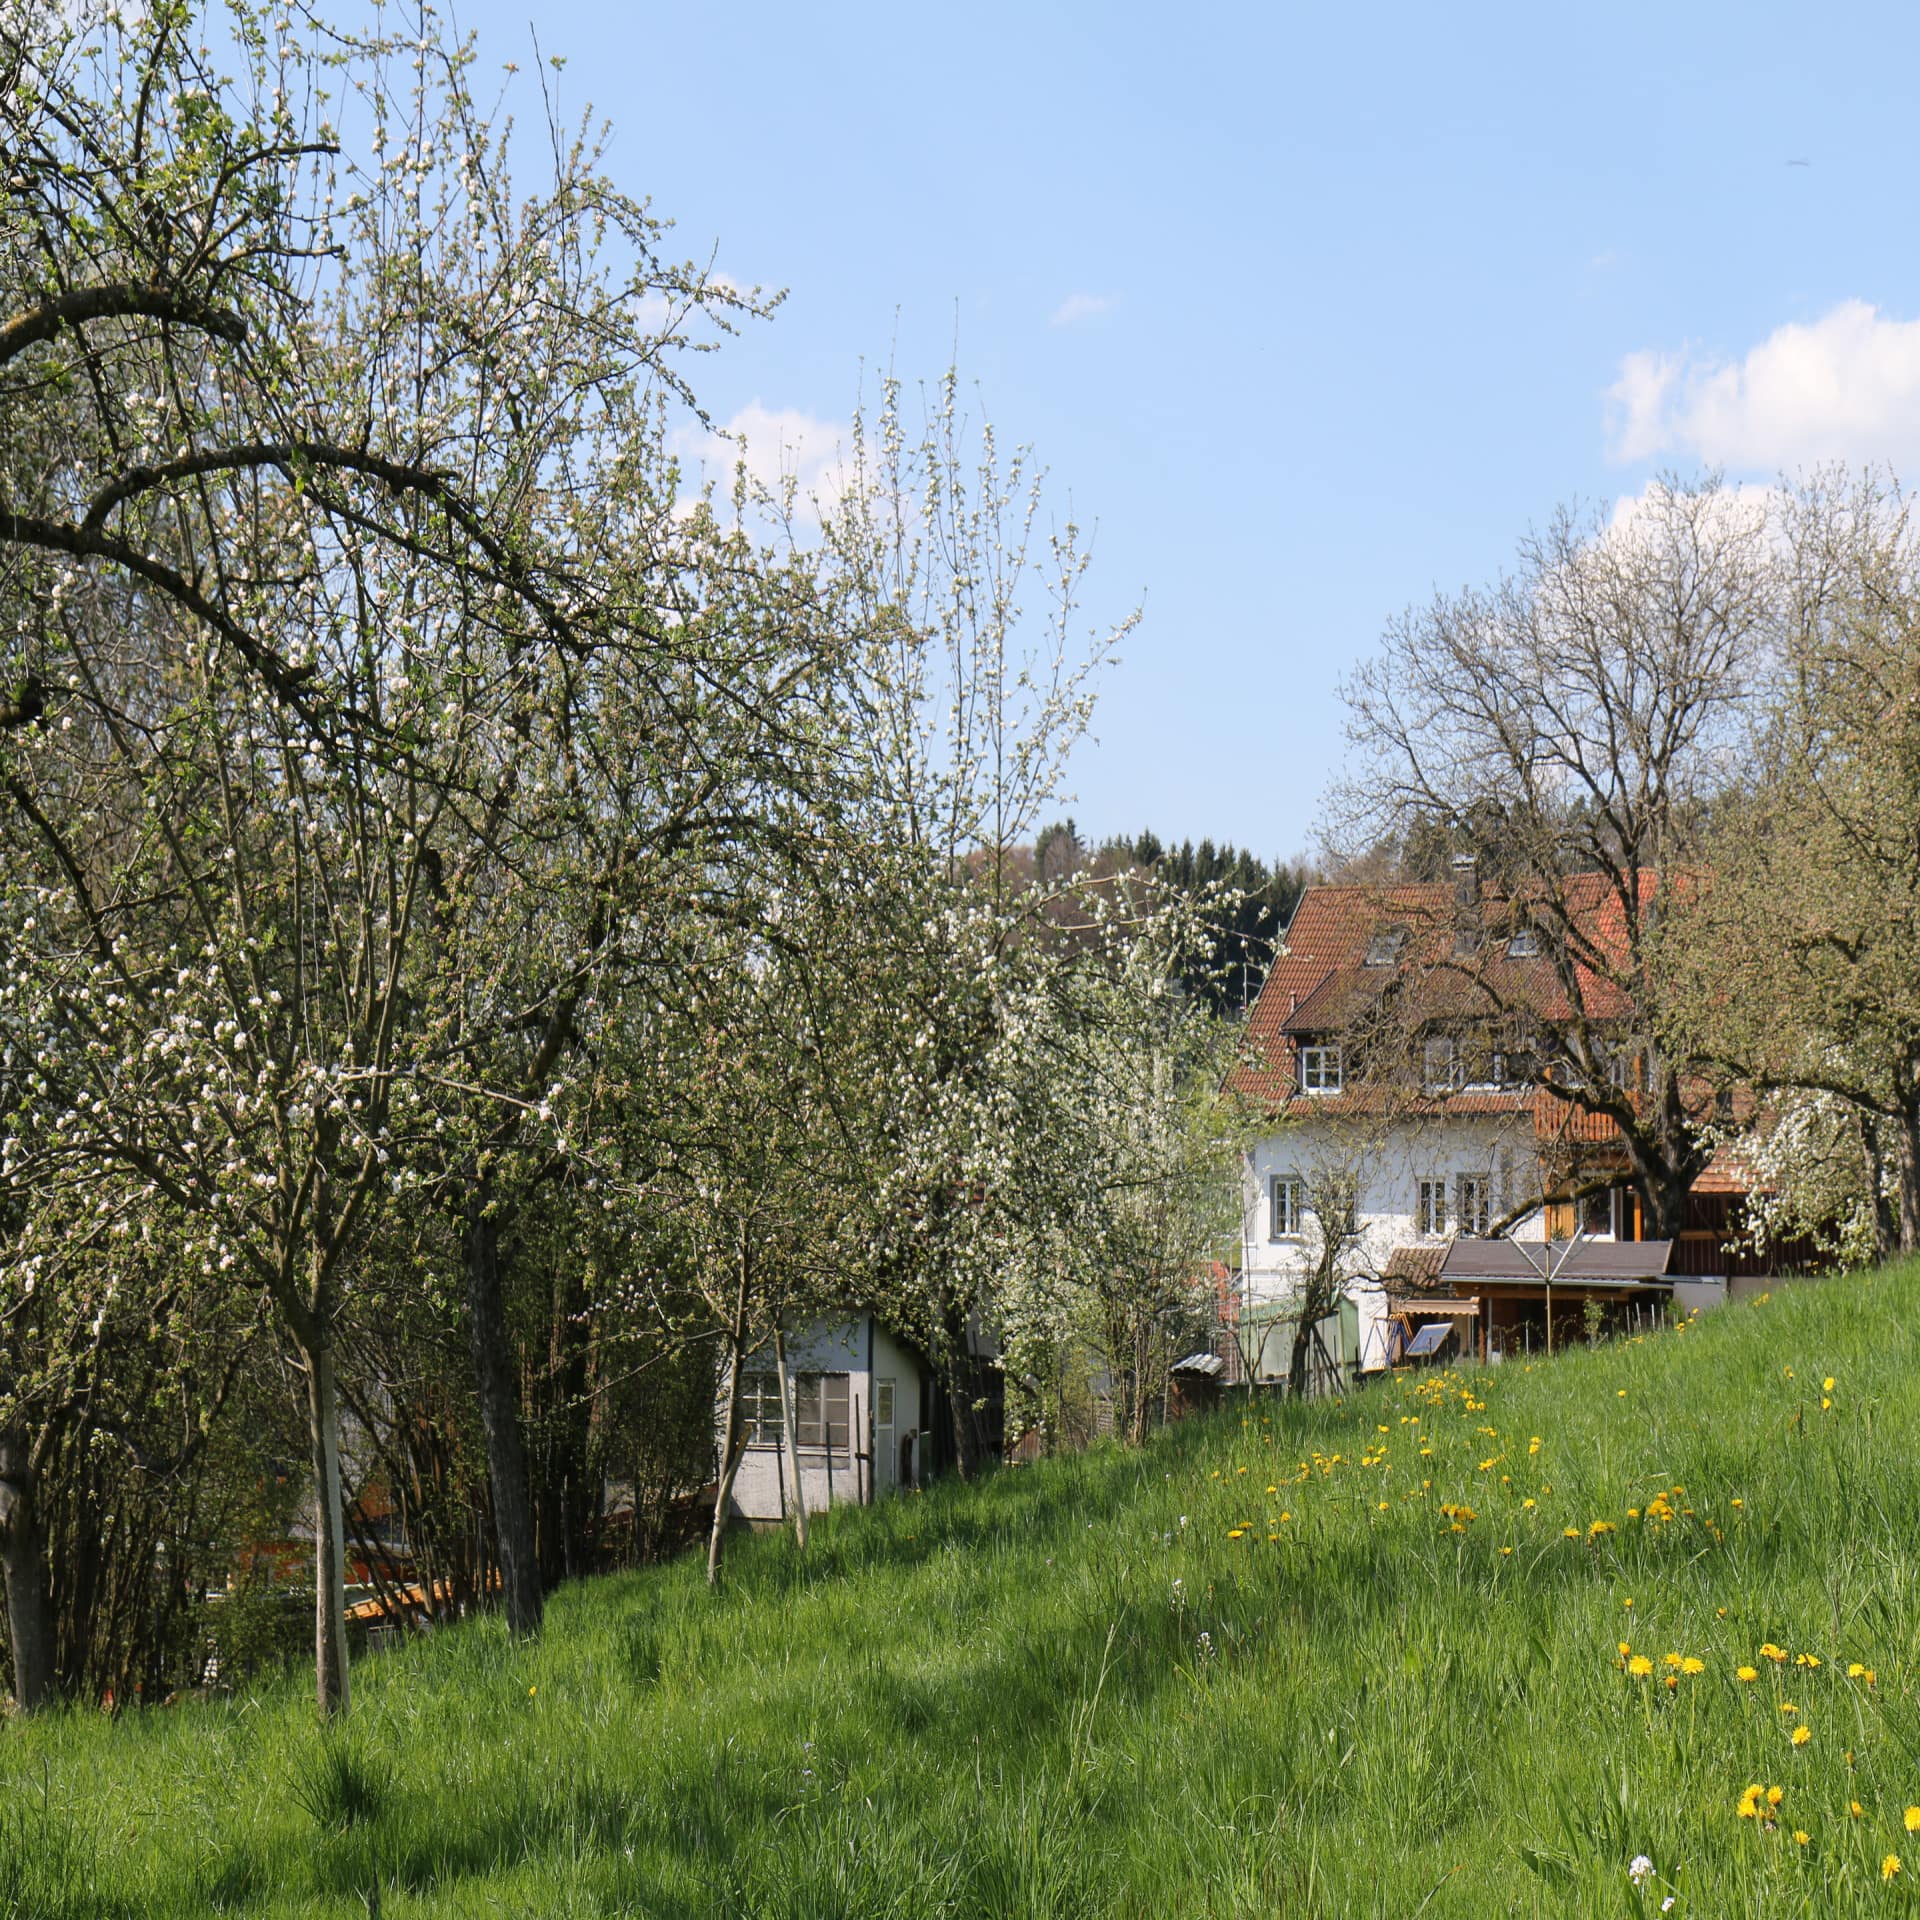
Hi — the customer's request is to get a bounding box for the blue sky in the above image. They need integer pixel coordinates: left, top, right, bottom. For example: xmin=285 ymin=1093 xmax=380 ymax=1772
xmin=442 ymin=0 xmax=1920 ymax=857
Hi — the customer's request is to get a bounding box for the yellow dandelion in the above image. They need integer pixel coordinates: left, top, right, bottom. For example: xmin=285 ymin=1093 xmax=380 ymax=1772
xmin=1737 ymin=1666 xmax=1759 ymax=1682
xmin=1768 ymin=1786 xmax=1785 ymax=1807
xmin=1590 ymin=1520 xmax=1617 ymax=1538
xmin=1849 ymin=1662 xmax=1868 ymax=1678
xmin=1761 ymin=1643 xmax=1788 ymax=1663
xmin=1627 ymin=1655 xmax=1654 ymax=1678
xmin=1792 ymin=1726 xmax=1812 ymax=1747
xmin=1781 ymin=1702 xmax=1799 ymax=1715
xmin=1663 ymin=1653 xmax=1684 ymax=1668
xmin=1681 ymin=1656 xmax=1705 ymax=1675
xmin=1824 ymin=1377 xmax=1835 ymax=1392
xmin=1619 ymin=1641 xmax=1633 ymax=1659
xmin=1852 ymin=1801 xmax=1865 ymax=1819
xmin=1886 ymin=1853 xmax=1903 ymax=1882
xmin=1737 ymin=1786 xmax=1762 ymax=1819
xmin=1227 ymin=1528 xmax=1245 ymax=1539
xmin=1794 ymin=1830 xmax=1810 ymax=1845
xmin=1906 ymin=1808 xmax=1920 ymax=1835
xmin=1563 ymin=1526 xmax=1581 ymax=1539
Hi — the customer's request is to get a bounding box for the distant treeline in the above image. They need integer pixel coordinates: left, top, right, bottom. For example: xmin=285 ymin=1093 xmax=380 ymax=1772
xmin=1030 ymin=820 xmax=1309 ymax=1014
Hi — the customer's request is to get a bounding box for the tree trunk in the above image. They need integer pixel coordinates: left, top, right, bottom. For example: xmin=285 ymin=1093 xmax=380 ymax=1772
xmin=303 ymin=1336 xmax=351 ymax=1718
xmin=0 ymin=1427 xmax=55 ymax=1713
xmin=706 ymin=1223 xmax=752 ymax=1588
xmin=1891 ymin=1090 xmax=1920 ymax=1257
xmin=464 ymin=1195 xmax=544 ymax=1638
xmin=1287 ymin=1319 xmax=1312 ymax=1400
xmin=773 ymin=1325 xmax=807 ymax=1554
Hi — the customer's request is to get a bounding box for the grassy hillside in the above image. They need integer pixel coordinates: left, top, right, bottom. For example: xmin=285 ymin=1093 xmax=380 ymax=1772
xmin=8 ymin=1266 xmax=1920 ymax=1918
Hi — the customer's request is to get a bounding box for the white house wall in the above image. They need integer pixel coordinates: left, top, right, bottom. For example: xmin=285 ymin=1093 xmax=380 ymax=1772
xmin=1241 ymin=1114 xmax=1552 ymax=1372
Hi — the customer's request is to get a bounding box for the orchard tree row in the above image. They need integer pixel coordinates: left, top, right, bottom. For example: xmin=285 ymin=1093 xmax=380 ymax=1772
xmin=0 ymin=1 xmax=1244 ymax=1718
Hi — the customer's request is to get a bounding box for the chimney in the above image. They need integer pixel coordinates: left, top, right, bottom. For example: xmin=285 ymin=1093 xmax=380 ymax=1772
xmin=1452 ymin=852 xmax=1480 ymax=953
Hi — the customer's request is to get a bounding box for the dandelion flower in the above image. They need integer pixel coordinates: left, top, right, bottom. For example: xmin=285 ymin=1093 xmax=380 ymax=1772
xmin=1627 ymin=1655 xmax=1654 ymax=1678
xmin=1768 ymin=1786 xmax=1784 ymax=1808
xmin=1590 ymin=1521 xmax=1617 ymax=1538
xmin=1761 ymin=1643 xmax=1788 ymax=1663
xmin=1794 ymin=1829 xmax=1810 ymax=1845
xmin=1564 ymin=1526 xmax=1581 ymax=1540
xmin=1906 ymin=1808 xmax=1920 ymax=1835
xmin=1792 ymin=1726 xmax=1812 ymax=1747
xmin=1781 ymin=1703 xmax=1799 ymax=1715
xmin=1737 ymin=1666 xmax=1759 ymax=1682
xmin=1886 ymin=1853 xmax=1903 ymax=1882
xmin=1681 ymin=1656 xmax=1705 ymax=1675
xmin=1824 ymin=1377 xmax=1835 ymax=1392
xmin=1849 ymin=1662 xmax=1868 ymax=1678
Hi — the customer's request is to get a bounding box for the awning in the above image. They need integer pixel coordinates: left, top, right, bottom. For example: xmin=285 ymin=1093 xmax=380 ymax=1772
xmin=1439 ymin=1238 xmax=1675 ymax=1286
xmin=1386 ymin=1296 xmax=1482 ymax=1317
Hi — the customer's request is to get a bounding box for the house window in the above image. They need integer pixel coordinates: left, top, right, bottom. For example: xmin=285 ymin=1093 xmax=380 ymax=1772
xmin=738 ymin=1374 xmax=784 ymax=1447
xmin=1582 ymin=1188 xmax=1615 ymax=1237
xmin=1269 ymin=1175 xmax=1303 ymax=1239
xmin=1416 ymin=1178 xmax=1448 ymax=1237
xmin=1364 ymin=928 xmax=1405 ymax=968
xmin=1300 ymin=1046 xmax=1342 ymax=1094
xmin=1457 ymin=1175 xmax=1490 ymax=1237
xmin=794 ymin=1373 xmax=851 ymax=1451
xmin=1423 ymin=1036 xmax=1462 ymax=1092
xmin=1507 ymin=928 xmax=1541 ymax=958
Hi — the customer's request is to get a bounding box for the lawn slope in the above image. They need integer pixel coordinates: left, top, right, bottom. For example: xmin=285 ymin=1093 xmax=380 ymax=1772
xmin=8 ymin=1265 xmax=1920 ymax=1918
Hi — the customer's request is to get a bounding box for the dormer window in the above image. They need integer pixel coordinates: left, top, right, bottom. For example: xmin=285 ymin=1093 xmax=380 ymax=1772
xmin=1299 ymin=1045 xmax=1342 ymax=1094
xmin=1364 ymin=928 xmax=1405 ymax=968
xmin=1507 ymin=928 xmax=1542 ymax=958
xmin=1423 ymin=1036 xmax=1463 ymax=1092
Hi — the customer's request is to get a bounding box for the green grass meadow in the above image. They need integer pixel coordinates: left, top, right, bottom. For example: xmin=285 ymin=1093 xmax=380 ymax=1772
xmin=9 ymin=1263 xmax=1920 ymax=1917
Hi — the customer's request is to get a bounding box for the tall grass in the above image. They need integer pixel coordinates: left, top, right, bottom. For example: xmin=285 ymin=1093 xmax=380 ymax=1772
xmin=6 ymin=1263 xmax=1920 ymax=1916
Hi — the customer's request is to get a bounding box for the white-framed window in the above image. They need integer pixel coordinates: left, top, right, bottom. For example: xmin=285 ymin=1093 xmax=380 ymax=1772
xmin=1507 ymin=928 xmax=1541 ymax=958
xmin=1269 ymin=1175 xmax=1303 ymax=1239
xmin=1423 ymin=1036 xmax=1462 ymax=1092
xmin=1457 ymin=1175 xmax=1490 ymax=1237
xmin=738 ymin=1373 xmax=785 ymax=1447
xmin=1416 ymin=1178 xmax=1448 ymax=1237
xmin=1299 ymin=1046 xmax=1342 ymax=1094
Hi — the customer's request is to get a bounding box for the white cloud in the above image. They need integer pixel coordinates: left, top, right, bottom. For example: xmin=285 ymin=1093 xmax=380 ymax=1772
xmin=672 ymin=402 xmax=856 ymax=526
xmin=1050 ymin=291 xmax=1116 ymax=329
xmin=1607 ymin=301 xmax=1920 ymax=474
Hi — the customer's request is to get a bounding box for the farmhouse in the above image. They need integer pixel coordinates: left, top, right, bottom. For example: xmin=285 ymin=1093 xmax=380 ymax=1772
xmin=1228 ymin=857 xmax=1790 ymax=1379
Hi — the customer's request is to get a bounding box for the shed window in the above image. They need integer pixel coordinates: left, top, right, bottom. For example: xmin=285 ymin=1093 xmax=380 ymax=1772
xmin=738 ymin=1374 xmax=784 ymax=1447
xmin=795 ymin=1373 xmax=852 ymax=1451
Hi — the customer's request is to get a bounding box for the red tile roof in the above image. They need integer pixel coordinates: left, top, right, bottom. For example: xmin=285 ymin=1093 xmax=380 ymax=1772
xmin=1228 ymin=874 xmax=1654 ymax=1115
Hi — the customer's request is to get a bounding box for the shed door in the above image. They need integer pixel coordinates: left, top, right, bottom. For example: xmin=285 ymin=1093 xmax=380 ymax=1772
xmin=875 ymin=1379 xmax=897 ymax=1491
